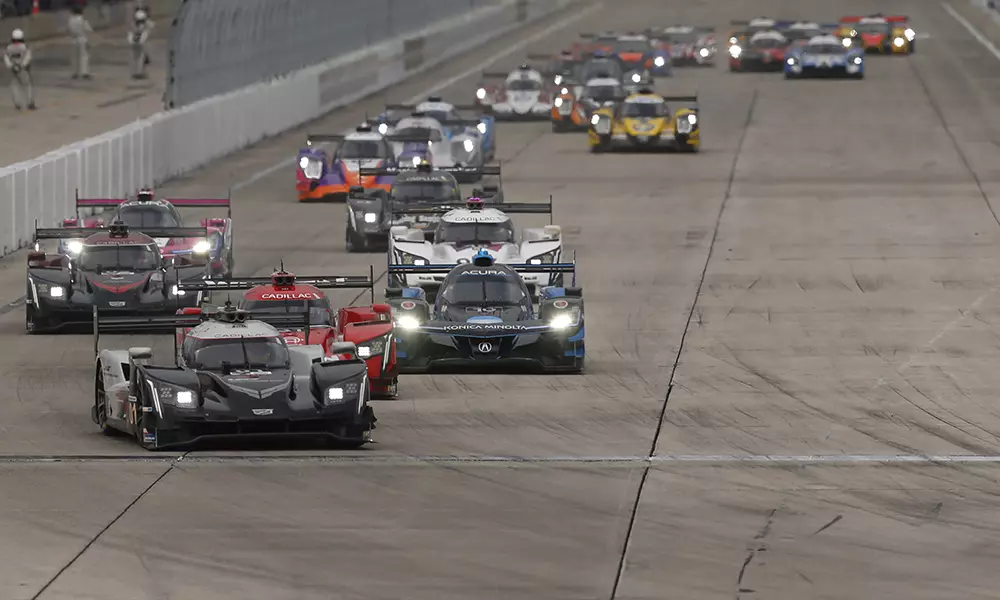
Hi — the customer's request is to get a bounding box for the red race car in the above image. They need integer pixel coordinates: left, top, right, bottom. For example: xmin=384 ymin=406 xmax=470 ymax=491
xmin=729 ymin=30 xmax=788 ymax=72
xmin=175 ymin=267 xmax=399 ymax=398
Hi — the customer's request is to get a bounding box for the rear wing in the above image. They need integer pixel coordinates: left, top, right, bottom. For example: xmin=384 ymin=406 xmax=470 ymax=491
xmin=389 ymin=257 xmax=577 ymax=286
xmin=664 ymin=95 xmax=699 ymax=110
xmin=35 ymin=225 xmax=209 ymax=241
xmin=390 ymin=199 xmax=551 ymax=217
xmin=359 ymin=165 xmax=502 ymax=178
xmin=175 ymin=266 xmax=376 ymax=303
xmin=75 ymin=189 xmax=231 ymax=216
xmin=306 ymin=134 xmax=348 ymax=145
xmin=74 ymin=190 xmax=127 ymax=209
xmin=480 ymin=71 xmax=512 ymax=79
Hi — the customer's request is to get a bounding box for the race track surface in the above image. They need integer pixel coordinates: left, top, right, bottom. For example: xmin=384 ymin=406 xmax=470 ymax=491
xmin=4 ymin=0 xmax=1000 ymax=597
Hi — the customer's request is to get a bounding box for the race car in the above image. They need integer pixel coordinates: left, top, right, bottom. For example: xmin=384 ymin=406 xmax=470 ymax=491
xmin=526 ymin=51 xmax=582 ymax=85
xmin=374 ymin=111 xmax=487 ymax=180
xmin=475 ymin=64 xmax=552 ymax=120
xmin=65 ymin=188 xmax=234 ymax=278
xmin=781 ymin=21 xmax=840 ymax=47
xmin=385 ymin=249 xmax=584 ymax=373
xmin=785 ymin=35 xmax=865 ymax=78
xmin=589 ymin=90 xmax=700 ymax=153
xmin=608 ymin=33 xmax=659 ymax=74
xmin=388 ymin=196 xmax=562 ymax=298
xmin=296 ymin=124 xmax=398 ymax=202
xmin=647 ymin=26 xmax=715 ymax=68
xmin=551 ymin=76 xmax=627 ymax=133
xmin=729 ymin=30 xmax=789 ymax=72
xmin=728 ymin=17 xmax=788 ymax=49
xmin=345 ymin=162 xmax=501 ymax=252
xmin=26 ymin=222 xmax=209 ymax=333
xmin=92 ymin=302 xmax=376 ymax=450
xmin=380 ymin=97 xmax=495 ymax=162
xmin=839 ymin=15 xmax=916 ymax=53
xmin=175 ymin=267 xmax=400 ymax=398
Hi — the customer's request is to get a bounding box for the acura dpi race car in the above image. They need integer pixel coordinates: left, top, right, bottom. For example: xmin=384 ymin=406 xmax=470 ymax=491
xmin=379 ymin=97 xmax=496 ymax=162
xmin=176 ymin=267 xmax=400 ymax=398
xmin=475 ymin=64 xmax=552 ymax=120
xmin=785 ymin=35 xmax=865 ymax=78
xmin=296 ymin=124 xmax=398 ymax=202
xmin=92 ymin=302 xmax=376 ymax=450
xmin=373 ymin=110 xmax=488 ymax=180
xmin=345 ymin=162 xmax=501 ymax=251
xmin=385 ymin=249 xmax=584 ymax=373
xmin=27 ymin=222 xmax=209 ymax=333
xmin=729 ymin=30 xmax=789 ymax=72
xmin=551 ymin=75 xmax=627 ymax=133
xmin=839 ymin=15 xmax=916 ymax=54
xmin=589 ymin=90 xmax=700 ymax=153
xmin=647 ymin=26 xmax=716 ymax=68
xmin=66 ymin=188 xmax=234 ymax=278
xmin=388 ymin=196 xmax=562 ymax=298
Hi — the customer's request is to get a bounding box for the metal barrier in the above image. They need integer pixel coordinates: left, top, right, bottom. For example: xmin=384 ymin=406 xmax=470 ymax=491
xmin=0 ymin=0 xmax=576 ymax=256
xmin=165 ymin=0 xmax=505 ymax=109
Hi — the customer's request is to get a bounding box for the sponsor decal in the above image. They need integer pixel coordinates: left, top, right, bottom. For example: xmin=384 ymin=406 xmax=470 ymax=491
xmin=449 ymin=215 xmax=505 ymax=223
xmin=142 ymin=429 xmax=156 ymax=445
xmin=443 ymin=324 xmax=528 ymax=331
xmin=400 ymin=300 xmax=417 ymax=310
xmin=477 ymin=341 xmax=494 ymax=353
xmin=553 ymin=299 xmax=569 ymax=309
xmin=461 ymin=270 xmax=506 ymax=276
xmin=109 ymin=301 xmax=126 ymax=308
xmin=260 ymin=292 xmax=322 ymax=300
xmin=252 ymin=408 xmax=274 ymax=416
xmin=282 ymin=335 xmax=303 ymax=344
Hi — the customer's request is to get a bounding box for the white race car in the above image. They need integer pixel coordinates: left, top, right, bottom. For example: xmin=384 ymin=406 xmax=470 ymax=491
xmin=388 ymin=197 xmax=563 ymax=297
xmin=379 ymin=112 xmax=487 ymax=182
xmin=475 ymin=64 xmax=552 ymax=120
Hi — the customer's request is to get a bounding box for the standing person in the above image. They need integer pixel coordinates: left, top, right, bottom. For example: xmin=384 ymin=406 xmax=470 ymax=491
xmin=67 ymin=5 xmax=93 ymax=79
xmin=3 ymin=29 xmax=35 ymax=110
xmin=128 ymin=7 xmax=153 ymax=79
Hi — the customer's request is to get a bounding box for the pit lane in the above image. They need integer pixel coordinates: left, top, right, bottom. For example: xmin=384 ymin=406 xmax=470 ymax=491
xmin=4 ymin=0 xmax=1000 ymax=597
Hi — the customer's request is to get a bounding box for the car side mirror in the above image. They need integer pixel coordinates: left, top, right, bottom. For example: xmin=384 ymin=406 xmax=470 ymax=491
xmin=328 ymin=341 xmax=358 ymax=358
xmin=128 ymin=347 xmax=153 ymax=360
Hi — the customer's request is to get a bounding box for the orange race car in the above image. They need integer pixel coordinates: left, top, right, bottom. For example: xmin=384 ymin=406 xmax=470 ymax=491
xmin=839 ymin=15 xmax=916 ymax=53
xmin=296 ymin=124 xmax=397 ymax=202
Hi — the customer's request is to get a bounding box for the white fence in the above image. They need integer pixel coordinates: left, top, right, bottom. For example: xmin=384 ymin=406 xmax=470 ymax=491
xmin=0 ymin=0 xmax=574 ymax=256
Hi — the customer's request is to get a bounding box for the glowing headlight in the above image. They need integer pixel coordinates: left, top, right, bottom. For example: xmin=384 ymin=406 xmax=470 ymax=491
xmin=631 ymin=73 xmax=641 ymax=83
xmin=554 ymin=75 xmax=563 ymax=85
xmin=654 ymin=56 xmax=665 ymax=67
xmin=378 ymin=123 xmax=388 ymax=135
xmin=356 ymin=346 xmax=371 ymax=358
xmin=554 ymin=97 xmax=563 ymax=108
xmin=530 ymin=258 xmax=541 ymax=265
xmin=301 ymin=157 xmax=322 ymax=179
xmin=699 ymin=48 xmax=709 ymax=58
xmin=853 ymin=57 xmax=862 ymax=65
xmin=67 ymin=240 xmax=83 ymax=254
xmin=842 ymin=38 xmax=851 ymax=47
xmin=729 ymin=45 xmax=741 ymax=58
xmin=176 ymin=390 xmax=193 ymax=405
xmin=687 ymin=114 xmax=697 ymax=125
xmin=893 ymin=37 xmax=904 ymax=47
xmin=327 ymin=387 xmax=345 ymax=402
xmin=170 ymin=284 xmax=185 ymax=296
xmin=591 ymin=114 xmax=601 ymax=125
xmin=561 ymin=87 xmax=569 ymax=95
xmin=364 ymin=212 xmax=377 ymax=223
xmin=411 ymin=156 xmax=422 ymax=166
xmin=192 ymin=240 xmax=211 ymax=253
xmin=904 ymin=28 xmax=915 ymax=41
xmin=414 ymin=259 xmax=426 ymax=266
xmin=729 ymin=36 xmax=738 ymax=44
xmin=477 ymin=122 xmax=487 ymax=134
xmin=298 ymin=156 xmax=309 ymax=169
xmin=396 ymin=315 xmax=420 ymax=330
xmin=786 ymin=58 xmax=795 ymax=65
xmin=476 ymin=88 xmax=487 ymax=100
xmin=549 ymin=313 xmax=573 ymax=330
xmin=463 ymin=139 xmax=475 ymax=153
xmin=49 ymin=285 xmax=64 ymax=298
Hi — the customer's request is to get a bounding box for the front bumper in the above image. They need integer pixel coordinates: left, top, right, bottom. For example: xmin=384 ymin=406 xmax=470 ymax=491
xmin=298 ymin=181 xmax=391 ymax=202
xmin=395 ymin=331 xmax=584 ymax=374
xmin=490 ymin=104 xmax=552 ymax=120
xmin=786 ymin=64 xmax=862 ymax=78
xmin=27 ymin=300 xmax=197 ymax=333
xmin=592 ymin=132 xmax=698 ymax=152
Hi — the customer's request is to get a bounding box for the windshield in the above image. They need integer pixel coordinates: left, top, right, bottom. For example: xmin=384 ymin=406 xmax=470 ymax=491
xmin=807 ymin=43 xmax=847 ymax=54
xmin=581 ymin=59 xmax=623 ymax=80
xmin=117 ymin=206 xmax=179 ymax=228
xmin=508 ymin=78 xmax=541 ymax=91
xmin=188 ymin=337 xmax=290 ymax=371
xmin=442 ymin=275 xmax=527 ymax=305
xmin=614 ymin=40 xmax=650 ymax=53
xmin=784 ymin=29 xmax=823 ymax=41
xmin=392 ymin=127 xmax=443 ymax=143
xmin=856 ymin=22 xmax=889 ymax=34
xmin=339 ymin=139 xmax=392 ymax=160
xmin=750 ymin=37 xmax=786 ymax=49
xmin=243 ymin=298 xmax=333 ymax=326
xmin=421 ymin=110 xmax=455 ymax=126
xmin=622 ymin=101 xmax=667 ymax=117
xmin=392 ymin=180 xmax=459 ymax=203
xmin=583 ymin=84 xmax=622 ymax=103
xmin=79 ymin=244 xmax=159 ymax=271
xmin=435 ymin=221 xmax=515 ymax=245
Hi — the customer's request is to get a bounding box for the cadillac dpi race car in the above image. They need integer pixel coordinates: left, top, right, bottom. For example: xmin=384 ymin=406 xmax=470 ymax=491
xmin=379 ymin=97 xmax=496 ymax=162
xmin=388 ymin=196 xmax=562 ymax=298
xmin=296 ymin=124 xmax=398 ymax=202
xmin=475 ymin=64 xmax=552 ymax=120
xmin=345 ymin=162 xmax=501 ymax=252
xmin=27 ymin=222 xmax=208 ymax=333
xmin=728 ymin=17 xmax=788 ymax=49
xmin=92 ymin=302 xmax=376 ymax=450
xmin=589 ymin=90 xmax=700 ymax=153
xmin=729 ymin=30 xmax=789 ymax=72
xmin=785 ymin=35 xmax=865 ymax=79
xmin=374 ymin=110 xmax=487 ymax=180
xmin=840 ymin=15 xmax=916 ymax=54
xmin=385 ymin=249 xmax=584 ymax=373
xmin=551 ymin=76 xmax=627 ymax=133
xmin=647 ymin=26 xmax=715 ymax=68
xmin=176 ymin=267 xmax=399 ymax=398
xmin=65 ymin=188 xmax=234 ymax=278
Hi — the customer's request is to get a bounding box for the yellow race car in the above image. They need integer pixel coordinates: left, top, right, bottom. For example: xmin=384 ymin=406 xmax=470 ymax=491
xmin=588 ymin=89 xmax=699 ymax=153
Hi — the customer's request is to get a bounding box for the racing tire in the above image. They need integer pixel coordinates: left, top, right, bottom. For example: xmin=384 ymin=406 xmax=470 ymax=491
xmin=94 ymin=362 xmax=119 ymax=436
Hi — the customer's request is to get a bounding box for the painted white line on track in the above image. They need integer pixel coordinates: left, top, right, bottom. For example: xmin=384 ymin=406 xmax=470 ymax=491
xmin=231 ymin=2 xmax=603 ymax=193
xmin=943 ymin=2 xmax=1000 ymax=61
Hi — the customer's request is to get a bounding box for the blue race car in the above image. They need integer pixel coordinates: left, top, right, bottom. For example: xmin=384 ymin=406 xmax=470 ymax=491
xmin=384 ymin=249 xmax=584 ymax=373
xmin=374 ymin=97 xmax=496 ymax=162
xmin=785 ymin=34 xmax=864 ymax=79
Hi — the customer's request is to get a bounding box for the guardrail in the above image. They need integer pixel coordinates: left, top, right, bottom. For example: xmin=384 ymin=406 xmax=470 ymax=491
xmin=0 ymin=0 xmax=575 ymax=257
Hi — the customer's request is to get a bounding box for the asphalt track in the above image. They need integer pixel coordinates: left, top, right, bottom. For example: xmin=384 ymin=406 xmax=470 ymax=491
xmin=4 ymin=0 xmax=1000 ymax=597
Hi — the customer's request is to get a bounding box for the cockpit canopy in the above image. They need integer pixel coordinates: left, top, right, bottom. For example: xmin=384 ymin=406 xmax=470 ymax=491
xmin=580 ymin=58 xmax=623 ymax=81
xmin=339 ymin=138 xmax=393 ymax=160
xmin=440 ymin=267 xmax=528 ymax=306
xmin=183 ymin=335 xmax=291 ymax=371
xmin=434 ymin=218 xmax=515 ymax=246
xmin=243 ymin=295 xmax=333 ymax=326
xmin=117 ymin=204 xmax=180 ymax=228
xmin=79 ymin=242 xmax=160 ymax=272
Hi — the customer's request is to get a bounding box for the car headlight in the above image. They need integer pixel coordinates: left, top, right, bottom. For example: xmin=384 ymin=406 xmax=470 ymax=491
xmin=411 ymin=156 xmax=422 ymax=167
xmin=554 ymin=97 xmax=563 ymax=108
xmin=699 ymin=48 xmax=710 ymax=58
xmin=561 ymin=87 xmax=569 ymax=95
xmin=654 ymin=56 xmax=665 ymax=66
xmin=591 ymin=114 xmax=601 ymax=125
xmin=398 ymin=252 xmax=427 ymax=265
xmin=549 ymin=313 xmax=574 ymax=330
xmin=170 ymin=284 xmax=186 ymax=296
xmin=476 ymin=87 xmax=487 ymax=100
xmin=67 ymin=240 xmax=83 ymax=254
xmin=842 ymin=38 xmax=852 ymax=47
xmin=327 ymin=387 xmax=345 ymax=402
xmin=300 ymin=157 xmax=322 ymax=179
xmin=528 ymin=249 xmax=558 ymax=264
xmin=729 ymin=36 xmax=738 ymax=44
xmin=463 ymin=139 xmax=475 ymax=153
xmin=378 ymin=123 xmax=389 ymax=135
xmin=554 ymin=75 xmax=563 ymax=85
xmin=49 ymin=285 xmax=64 ymax=298
xmin=853 ymin=57 xmax=862 ymax=65
xmin=631 ymin=73 xmax=641 ymax=83
xmin=356 ymin=333 xmax=390 ymax=359
xmin=477 ymin=122 xmax=487 ymax=134
xmin=395 ymin=315 xmax=420 ymax=330
xmin=192 ymin=240 xmax=211 ymax=253
xmin=157 ymin=384 xmax=195 ymax=406
xmin=729 ymin=45 xmax=741 ymax=58
xmin=687 ymin=114 xmax=697 ymax=125
xmin=904 ymin=28 xmax=915 ymax=41
xmin=787 ymin=57 xmax=796 ymax=65
xmin=325 ymin=380 xmax=360 ymax=406
xmin=298 ymin=156 xmax=309 ymax=169
xmin=364 ymin=212 xmax=378 ymax=224
xmin=893 ymin=37 xmax=904 ymax=47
